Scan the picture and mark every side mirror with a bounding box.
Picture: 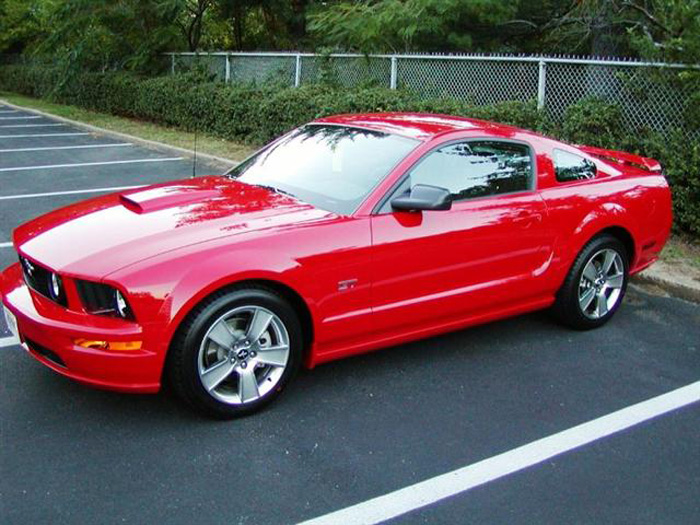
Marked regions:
[391,184,452,212]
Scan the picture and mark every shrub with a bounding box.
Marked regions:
[0,65,697,235]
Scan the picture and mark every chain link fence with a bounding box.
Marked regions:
[171,52,699,139]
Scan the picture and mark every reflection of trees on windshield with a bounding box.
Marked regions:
[231,124,390,174]
[226,124,419,215]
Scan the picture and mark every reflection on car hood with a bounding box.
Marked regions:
[14,176,332,277]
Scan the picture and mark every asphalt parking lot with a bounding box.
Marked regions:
[1,103,699,524]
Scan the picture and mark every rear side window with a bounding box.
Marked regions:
[409,140,533,201]
[553,149,597,182]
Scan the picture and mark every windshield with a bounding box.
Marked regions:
[227,124,419,215]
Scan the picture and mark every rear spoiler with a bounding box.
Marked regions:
[577,145,662,173]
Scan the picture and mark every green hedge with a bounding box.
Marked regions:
[1,65,698,235]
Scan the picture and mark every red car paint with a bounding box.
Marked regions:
[0,114,672,393]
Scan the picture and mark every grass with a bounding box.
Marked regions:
[0,92,255,162]
[661,235,700,269]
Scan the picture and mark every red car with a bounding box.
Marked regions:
[1,113,672,417]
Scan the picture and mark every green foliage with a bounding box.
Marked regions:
[559,96,627,148]
[1,65,698,235]
[308,0,518,53]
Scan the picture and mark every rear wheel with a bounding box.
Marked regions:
[553,234,629,330]
[167,287,302,418]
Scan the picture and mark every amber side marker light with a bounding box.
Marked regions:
[75,339,142,351]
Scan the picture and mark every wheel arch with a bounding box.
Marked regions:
[164,276,316,368]
[596,225,636,267]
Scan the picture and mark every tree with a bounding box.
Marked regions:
[308,0,520,53]
[0,0,55,54]
[167,0,214,51]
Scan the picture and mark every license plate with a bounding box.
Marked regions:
[3,304,18,339]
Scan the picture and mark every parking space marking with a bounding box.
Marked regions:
[0,336,20,348]
[0,242,12,248]
[0,132,90,139]
[0,185,144,201]
[0,143,132,153]
[0,116,41,120]
[0,123,65,128]
[0,157,184,173]
[0,110,19,114]
[301,381,700,525]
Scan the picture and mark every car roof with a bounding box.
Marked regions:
[313,112,520,141]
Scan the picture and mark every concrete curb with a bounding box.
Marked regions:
[0,98,240,171]
[632,273,700,303]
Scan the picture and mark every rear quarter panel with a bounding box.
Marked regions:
[536,143,672,291]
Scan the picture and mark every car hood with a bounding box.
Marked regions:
[14,177,331,278]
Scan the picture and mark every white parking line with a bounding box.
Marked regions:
[300,381,700,525]
[0,124,64,128]
[0,242,12,248]
[0,336,20,348]
[0,157,184,173]
[0,143,132,153]
[0,184,144,201]
[0,116,41,120]
[0,132,90,139]
[0,110,19,114]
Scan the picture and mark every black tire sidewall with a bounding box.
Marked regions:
[173,288,302,418]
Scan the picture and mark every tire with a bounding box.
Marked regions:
[167,286,303,419]
[553,234,629,330]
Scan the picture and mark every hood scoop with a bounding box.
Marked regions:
[120,185,220,214]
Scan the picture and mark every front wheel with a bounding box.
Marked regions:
[553,234,629,330]
[167,287,303,418]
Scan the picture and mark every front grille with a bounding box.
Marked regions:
[18,255,67,307]
[75,280,115,315]
[26,338,67,368]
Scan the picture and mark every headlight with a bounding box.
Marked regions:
[75,280,134,320]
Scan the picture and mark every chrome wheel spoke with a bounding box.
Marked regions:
[200,359,235,392]
[607,272,624,289]
[237,368,260,403]
[207,320,236,349]
[247,309,274,343]
[595,290,609,317]
[255,344,289,367]
[582,262,597,283]
[579,287,596,312]
[602,250,617,273]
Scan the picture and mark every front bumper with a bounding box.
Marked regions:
[1,263,161,393]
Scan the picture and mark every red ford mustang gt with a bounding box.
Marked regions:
[1,113,672,417]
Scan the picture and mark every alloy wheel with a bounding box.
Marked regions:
[197,306,290,405]
[578,248,625,320]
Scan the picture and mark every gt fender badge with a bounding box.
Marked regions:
[338,279,358,291]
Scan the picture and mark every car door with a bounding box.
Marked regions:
[370,138,554,335]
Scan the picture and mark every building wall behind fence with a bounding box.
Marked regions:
[175,52,695,140]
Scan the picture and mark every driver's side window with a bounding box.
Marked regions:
[382,140,534,212]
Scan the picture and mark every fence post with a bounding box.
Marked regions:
[537,60,546,110]
[294,53,302,87]
[390,56,398,89]
[225,54,231,83]
[171,54,175,75]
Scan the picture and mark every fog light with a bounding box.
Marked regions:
[75,339,142,351]
[114,290,130,318]
[49,273,63,301]
[75,339,108,349]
